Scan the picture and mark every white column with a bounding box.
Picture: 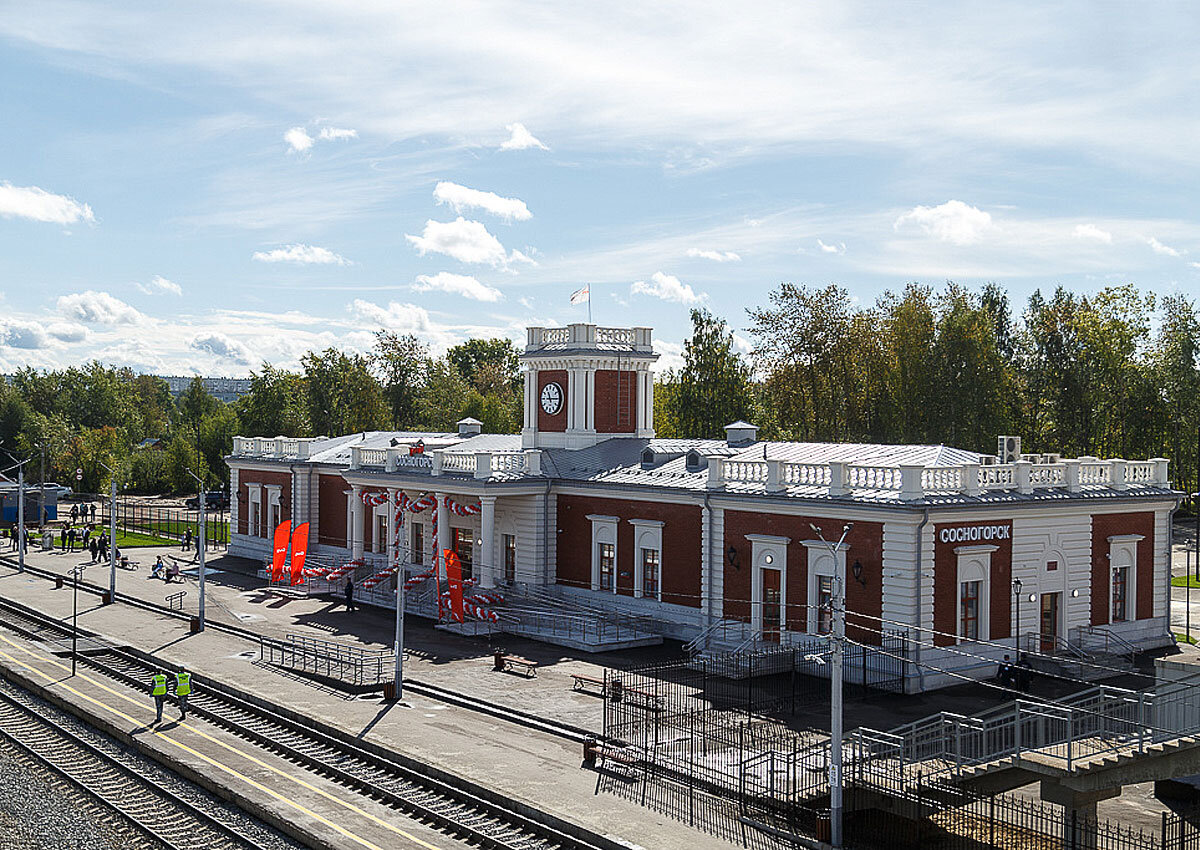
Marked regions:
[435,492,449,579]
[351,485,365,560]
[566,369,577,430]
[480,496,497,589]
[636,368,646,432]
[585,369,596,431]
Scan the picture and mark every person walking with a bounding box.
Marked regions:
[89,537,98,563]
[344,578,355,612]
[89,503,97,522]
[70,504,78,523]
[59,526,67,551]
[151,670,168,723]
[182,527,192,552]
[67,526,77,552]
[174,668,191,720]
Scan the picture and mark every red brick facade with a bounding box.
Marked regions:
[594,370,637,433]
[1091,511,1155,625]
[555,494,702,608]
[932,521,1013,647]
[317,474,348,548]
[236,470,291,537]
[537,370,568,432]
[722,511,884,644]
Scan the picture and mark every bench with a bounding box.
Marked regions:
[583,740,640,774]
[493,653,538,678]
[621,686,664,712]
[571,673,607,696]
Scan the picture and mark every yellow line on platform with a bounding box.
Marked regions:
[0,632,445,850]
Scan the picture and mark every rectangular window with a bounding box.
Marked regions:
[960,581,980,640]
[411,523,424,565]
[452,527,474,581]
[503,534,516,583]
[1112,566,1129,622]
[641,548,660,598]
[375,515,388,554]
[249,501,261,538]
[598,542,615,591]
[1046,560,1058,572]
[817,575,833,634]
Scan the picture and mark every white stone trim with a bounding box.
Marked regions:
[748,535,790,637]
[802,539,846,634]
[1108,534,1143,622]
[954,544,997,642]
[587,514,619,593]
[629,519,665,600]
[245,483,263,537]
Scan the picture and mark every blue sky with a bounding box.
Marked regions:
[1,2,1197,376]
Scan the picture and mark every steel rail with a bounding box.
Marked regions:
[0,596,611,850]
[0,683,259,850]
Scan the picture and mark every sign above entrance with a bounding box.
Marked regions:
[939,524,1011,544]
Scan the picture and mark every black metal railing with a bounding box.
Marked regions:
[258,633,393,690]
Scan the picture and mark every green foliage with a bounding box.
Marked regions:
[370,332,429,429]
[234,364,309,437]
[416,357,472,431]
[302,348,388,436]
[663,309,753,439]
[447,338,519,389]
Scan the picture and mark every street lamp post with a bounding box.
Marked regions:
[810,521,854,849]
[1013,578,1023,659]
[71,565,85,676]
[17,462,26,573]
[187,470,206,632]
[394,546,406,700]
[96,461,118,602]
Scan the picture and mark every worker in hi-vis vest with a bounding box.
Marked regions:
[151,670,168,723]
[174,669,191,720]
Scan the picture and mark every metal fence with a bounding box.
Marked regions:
[96,502,229,548]
[259,634,393,691]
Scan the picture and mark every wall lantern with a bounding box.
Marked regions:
[1071,588,1080,598]
[726,545,740,570]
[851,559,866,587]
[763,553,774,565]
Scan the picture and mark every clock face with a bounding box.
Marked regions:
[540,382,564,415]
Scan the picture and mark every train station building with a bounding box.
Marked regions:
[227,322,1180,691]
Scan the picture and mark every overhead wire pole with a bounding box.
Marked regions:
[811,521,854,849]
[97,460,118,602]
[187,469,206,632]
[17,461,26,573]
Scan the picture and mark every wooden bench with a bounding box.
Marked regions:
[583,740,640,774]
[494,653,538,678]
[571,673,607,696]
[621,686,664,712]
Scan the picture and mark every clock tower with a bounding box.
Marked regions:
[520,323,657,449]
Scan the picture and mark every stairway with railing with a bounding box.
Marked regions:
[496,584,662,650]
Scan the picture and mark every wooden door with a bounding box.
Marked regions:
[1040,592,1060,651]
[762,568,782,643]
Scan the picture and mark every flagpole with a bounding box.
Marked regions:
[588,287,593,323]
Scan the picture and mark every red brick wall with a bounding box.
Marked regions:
[723,511,884,644]
[317,474,348,548]
[236,469,291,538]
[1091,511,1155,625]
[932,521,1013,647]
[555,494,702,608]
[594,370,638,433]
[537,370,568,432]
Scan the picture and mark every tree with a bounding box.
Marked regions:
[416,358,472,431]
[1154,295,1200,498]
[666,309,753,439]
[370,332,429,430]
[178,376,218,425]
[302,349,388,435]
[235,364,309,437]
[446,338,519,389]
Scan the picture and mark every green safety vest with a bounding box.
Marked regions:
[152,674,167,696]
[175,672,191,696]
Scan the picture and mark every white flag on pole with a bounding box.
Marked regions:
[569,285,590,305]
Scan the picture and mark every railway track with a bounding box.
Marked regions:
[0,680,267,850]
[0,555,592,743]
[0,594,611,850]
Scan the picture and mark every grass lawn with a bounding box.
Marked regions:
[1172,575,1200,588]
[1176,632,1198,645]
[115,529,176,548]
[123,520,229,545]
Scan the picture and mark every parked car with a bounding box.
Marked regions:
[186,490,229,511]
[39,483,73,499]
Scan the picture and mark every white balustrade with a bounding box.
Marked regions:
[921,466,964,493]
[722,460,769,483]
[980,465,1016,490]
[846,465,902,491]
[782,462,832,487]
[596,326,636,345]
[440,453,476,473]
[1028,464,1065,487]
[540,327,570,344]
[357,448,387,467]
[1079,461,1112,485]
[1125,461,1156,485]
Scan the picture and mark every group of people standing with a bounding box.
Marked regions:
[58,523,117,564]
[150,668,192,723]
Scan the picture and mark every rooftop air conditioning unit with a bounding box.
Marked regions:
[997,436,1021,464]
[1041,453,1062,464]
[979,455,998,466]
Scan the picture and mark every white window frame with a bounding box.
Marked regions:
[801,539,846,634]
[629,519,665,600]
[588,515,619,593]
[748,534,791,637]
[1108,534,1143,623]
[264,484,282,536]
[954,544,996,643]
[245,483,262,537]
[373,505,389,554]
[410,521,424,567]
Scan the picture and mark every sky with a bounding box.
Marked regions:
[0,2,1197,377]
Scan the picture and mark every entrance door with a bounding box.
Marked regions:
[1040,592,1060,652]
[762,569,782,643]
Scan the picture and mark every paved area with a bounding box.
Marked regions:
[0,552,732,850]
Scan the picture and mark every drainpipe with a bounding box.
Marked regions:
[913,507,932,693]
[542,478,553,589]
[703,492,713,633]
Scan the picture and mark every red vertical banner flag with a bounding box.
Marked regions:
[289,522,310,586]
[270,520,291,583]
[444,548,465,623]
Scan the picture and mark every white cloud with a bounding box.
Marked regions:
[252,244,350,265]
[1072,224,1112,243]
[46,322,88,342]
[686,248,741,262]
[190,332,252,364]
[1146,236,1182,257]
[413,272,502,302]
[894,200,994,245]
[0,182,95,225]
[284,127,314,152]
[318,127,357,141]
[1191,262,1200,271]
[499,122,548,151]
[433,181,531,221]
[653,339,685,373]
[817,239,846,254]
[56,290,143,325]
[0,319,51,350]
[631,271,706,305]
[406,217,528,267]
[135,275,183,295]
[349,299,435,333]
